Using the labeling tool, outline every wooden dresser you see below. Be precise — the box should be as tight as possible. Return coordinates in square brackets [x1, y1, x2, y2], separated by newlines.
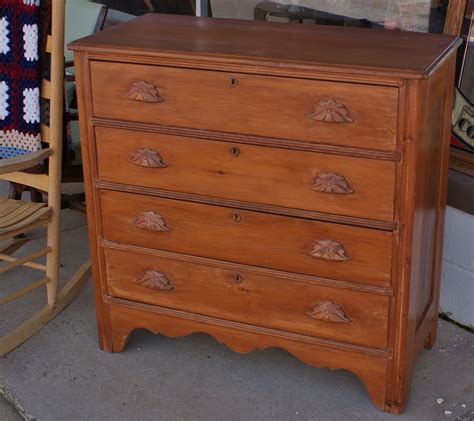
[70, 15, 461, 413]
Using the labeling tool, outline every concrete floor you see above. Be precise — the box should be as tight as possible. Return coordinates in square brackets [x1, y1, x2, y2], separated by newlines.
[0, 209, 473, 421]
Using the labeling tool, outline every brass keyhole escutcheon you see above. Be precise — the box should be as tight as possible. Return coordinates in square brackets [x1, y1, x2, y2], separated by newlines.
[230, 146, 240, 157]
[231, 212, 241, 223]
[233, 273, 243, 284]
[228, 76, 239, 87]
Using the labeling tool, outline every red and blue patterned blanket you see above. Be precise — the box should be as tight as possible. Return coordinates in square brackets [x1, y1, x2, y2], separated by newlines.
[0, 0, 42, 159]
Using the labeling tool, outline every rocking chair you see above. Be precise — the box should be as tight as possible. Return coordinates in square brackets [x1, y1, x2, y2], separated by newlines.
[0, 0, 91, 356]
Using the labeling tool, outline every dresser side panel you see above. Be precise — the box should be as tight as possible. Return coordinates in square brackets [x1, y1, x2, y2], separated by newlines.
[387, 54, 457, 410]
[73, 51, 113, 351]
[410, 55, 457, 341]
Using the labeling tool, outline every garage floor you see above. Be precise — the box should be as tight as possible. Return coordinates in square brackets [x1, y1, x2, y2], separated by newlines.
[0, 207, 473, 421]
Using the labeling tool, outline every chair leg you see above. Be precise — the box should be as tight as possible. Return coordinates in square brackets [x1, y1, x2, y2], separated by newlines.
[46, 214, 61, 306]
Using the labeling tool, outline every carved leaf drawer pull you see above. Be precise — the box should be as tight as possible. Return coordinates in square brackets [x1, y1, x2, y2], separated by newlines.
[307, 300, 351, 323]
[136, 270, 174, 291]
[132, 211, 170, 232]
[125, 81, 163, 103]
[128, 148, 167, 168]
[310, 239, 351, 261]
[308, 99, 354, 123]
[311, 172, 354, 194]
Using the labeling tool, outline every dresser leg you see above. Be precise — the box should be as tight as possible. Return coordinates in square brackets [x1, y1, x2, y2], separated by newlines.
[109, 325, 133, 352]
[362, 374, 407, 414]
[97, 306, 133, 353]
[423, 312, 440, 349]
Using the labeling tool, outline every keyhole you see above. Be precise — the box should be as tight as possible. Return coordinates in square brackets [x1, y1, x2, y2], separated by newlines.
[229, 77, 239, 87]
[230, 146, 240, 157]
[231, 212, 241, 223]
[233, 273, 243, 284]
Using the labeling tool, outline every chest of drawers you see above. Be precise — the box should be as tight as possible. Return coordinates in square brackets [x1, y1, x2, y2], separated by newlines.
[71, 14, 460, 413]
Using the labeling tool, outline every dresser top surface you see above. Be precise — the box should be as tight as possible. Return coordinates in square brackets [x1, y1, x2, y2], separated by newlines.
[70, 13, 460, 79]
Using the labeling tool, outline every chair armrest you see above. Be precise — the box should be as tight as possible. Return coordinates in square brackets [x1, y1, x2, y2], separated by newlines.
[0, 149, 53, 176]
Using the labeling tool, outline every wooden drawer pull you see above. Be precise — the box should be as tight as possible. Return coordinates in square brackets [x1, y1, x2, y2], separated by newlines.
[308, 99, 354, 123]
[311, 172, 354, 194]
[136, 270, 174, 290]
[125, 81, 163, 103]
[132, 211, 170, 232]
[307, 300, 350, 323]
[128, 148, 167, 168]
[310, 239, 351, 261]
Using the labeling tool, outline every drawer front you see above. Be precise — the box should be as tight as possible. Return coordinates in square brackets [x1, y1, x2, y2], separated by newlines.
[96, 127, 396, 221]
[100, 190, 393, 287]
[104, 247, 390, 349]
[90, 61, 398, 151]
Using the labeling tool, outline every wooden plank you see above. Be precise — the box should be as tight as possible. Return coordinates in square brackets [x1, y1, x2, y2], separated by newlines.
[96, 126, 397, 221]
[444, 0, 468, 35]
[0, 199, 24, 219]
[46, 34, 53, 53]
[69, 13, 461, 79]
[0, 260, 91, 356]
[0, 218, 50, 242]
[105, 247, 390, 349]
[41, 124, 51, 143]
[41, 79, 51, 99]
[0, 207, 51, 235]
[0, 149, 52, 175]
[0, 173, 49, 192]
[90, 61, 399, 151]
[0, 277, 50, 305]
[0, 247, 50, 274]
[100, 189, 393, 287]
[450, 148, 474, 177]
[0, 201, 43, 223]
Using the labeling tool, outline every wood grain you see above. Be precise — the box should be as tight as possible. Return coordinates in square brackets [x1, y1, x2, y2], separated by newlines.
[104, 247, 390, 349]
[102, 240, 394, 296]
[100, 189, 393, 287]
[90, 61, 399, 150]
[70, 13, 461, 80]
[444, 0, 468, 35]
[93, 117, 401, 162]
[95, 127, 396, 221]
[97, 181, 398, 231]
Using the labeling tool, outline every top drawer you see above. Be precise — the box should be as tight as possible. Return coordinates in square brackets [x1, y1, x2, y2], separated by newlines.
[89, 61, 398, 151]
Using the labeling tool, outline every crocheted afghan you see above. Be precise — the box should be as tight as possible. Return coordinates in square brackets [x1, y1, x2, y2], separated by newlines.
[0, 0, 42, 159]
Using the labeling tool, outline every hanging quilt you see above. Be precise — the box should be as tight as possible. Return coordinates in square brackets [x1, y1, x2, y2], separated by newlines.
[0, 0, 42, 159]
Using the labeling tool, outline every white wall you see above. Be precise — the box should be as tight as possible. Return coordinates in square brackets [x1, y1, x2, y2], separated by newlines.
[440, 206, 474, 328]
